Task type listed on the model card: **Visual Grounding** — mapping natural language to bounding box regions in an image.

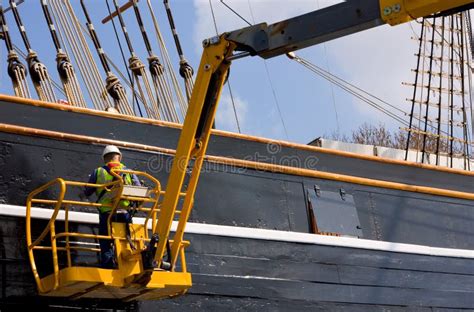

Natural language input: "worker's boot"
[141,234,159,270]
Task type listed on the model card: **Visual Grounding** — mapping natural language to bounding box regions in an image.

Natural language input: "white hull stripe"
[2,204,474,259]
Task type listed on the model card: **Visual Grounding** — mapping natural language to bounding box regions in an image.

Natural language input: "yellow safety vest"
[95,163,133,213]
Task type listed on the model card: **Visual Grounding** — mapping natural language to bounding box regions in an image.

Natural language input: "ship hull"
[2,208,474,311]
[0,97,474,310]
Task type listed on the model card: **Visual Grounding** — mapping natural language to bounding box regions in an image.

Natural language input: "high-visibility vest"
[95,163,133,213]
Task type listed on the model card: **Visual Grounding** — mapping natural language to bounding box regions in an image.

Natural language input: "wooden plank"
[140,294,434,311]
[186,252,474,292]
[189,274,474,309]
[186,253,340,284]
[186,234,474,275]
[338,265,474,292]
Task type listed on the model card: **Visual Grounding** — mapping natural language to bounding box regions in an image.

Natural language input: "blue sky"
[0,0,422,144]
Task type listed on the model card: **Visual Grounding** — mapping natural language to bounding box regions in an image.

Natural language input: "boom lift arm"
[155,0,474,268]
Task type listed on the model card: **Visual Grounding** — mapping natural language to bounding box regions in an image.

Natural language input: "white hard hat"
[102,145,122,159]
[105,106,119,114]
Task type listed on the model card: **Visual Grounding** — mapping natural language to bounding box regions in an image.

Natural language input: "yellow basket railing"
[25,169,189,294]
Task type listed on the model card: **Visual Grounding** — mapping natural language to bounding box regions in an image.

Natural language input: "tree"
[325,123,465,156]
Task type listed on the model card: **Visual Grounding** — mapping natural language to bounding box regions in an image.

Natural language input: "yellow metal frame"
[380,0,472,25]
[26,169,191,300]
[153,37,236,268]
[26,37,235,300]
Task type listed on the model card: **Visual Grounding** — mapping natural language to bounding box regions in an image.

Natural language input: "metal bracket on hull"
[305,185,362,237]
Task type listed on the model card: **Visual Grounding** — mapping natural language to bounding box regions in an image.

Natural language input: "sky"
[0,0,429,144]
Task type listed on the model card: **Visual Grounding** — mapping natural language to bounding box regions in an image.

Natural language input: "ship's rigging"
[404,12,474,169]
[9,0,57,103]
[213,0,474,168]
[41,0,86,108]
[0,0,192,123]
[0,1,473,168]
[286,12,474,169]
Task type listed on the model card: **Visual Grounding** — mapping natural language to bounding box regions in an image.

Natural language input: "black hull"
[1,97,474,310]
[2,213,474,311]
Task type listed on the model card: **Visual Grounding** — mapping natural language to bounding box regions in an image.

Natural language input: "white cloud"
[192,0,339,54]
[216,92,248,132]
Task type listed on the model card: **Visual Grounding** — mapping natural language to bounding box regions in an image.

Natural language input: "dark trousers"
[98,211,131,268]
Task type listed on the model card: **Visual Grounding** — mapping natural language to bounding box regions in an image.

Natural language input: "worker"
[82,145,140,268]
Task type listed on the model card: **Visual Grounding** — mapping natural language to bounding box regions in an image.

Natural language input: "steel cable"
[148,0,186,120]
[0,7,31,98]
[209,0,241,133]
[51,0,109,110]
[41,0,86,107]
[80,0,132,114]
[10,0,56,103]
[289,53,463,143]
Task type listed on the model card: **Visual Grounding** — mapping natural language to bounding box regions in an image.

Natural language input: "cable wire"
[315,0,340,134]
[246,0,289,139]
[220,0,252,26]
[209,0,241,133]
[105,0,141,117]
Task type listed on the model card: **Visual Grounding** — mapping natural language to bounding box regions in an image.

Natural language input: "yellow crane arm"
[381,0,474,25]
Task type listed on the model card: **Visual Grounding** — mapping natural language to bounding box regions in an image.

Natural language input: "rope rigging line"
[245,0,289,140]
[40,0,86,108]
[12,43,67,98]
[414,15,470,168]
[314,0,340,135]
[448,16,455,166]
[287,52,433,131]
[457,14,470,169]
[105,0,144,118]
[147,0,186,122]
[50,0,110,110]
[9,0,56,103]
[163,0,194,106]
[420,16,437,163]
[74,11,157,113]
[0,6,30,98]
[435,17,446,165]
[74,15,165,116]
[130,0,180,122]
[296,58,407,124]
[416,20,428,161]
[290,51,472,149]
[79,0,133,115]
[209,0,241,133]
[464,11,474,159]
[465,11,474,67]
[220,0,252,26]
[263,61,290,140]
